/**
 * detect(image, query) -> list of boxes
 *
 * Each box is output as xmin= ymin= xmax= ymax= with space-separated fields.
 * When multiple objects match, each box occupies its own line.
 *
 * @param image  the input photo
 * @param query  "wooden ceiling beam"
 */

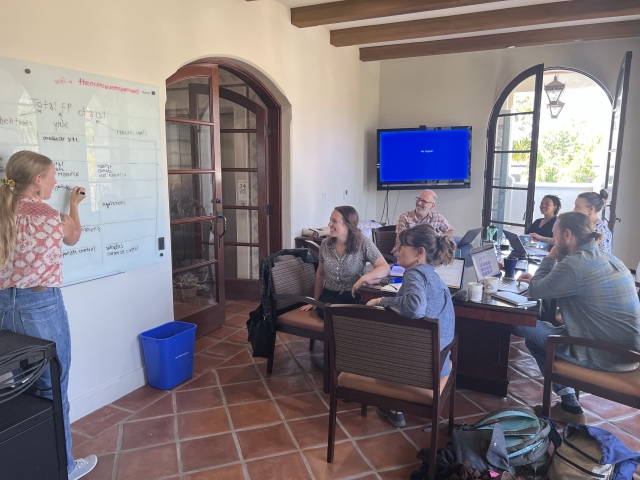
xmin=291 ymin=0 xmax=505 ymax=28
xmin=359 ymin=19 xmax=640 ymax=61
xmin=332 ymin=0 xmax=640 ymax=47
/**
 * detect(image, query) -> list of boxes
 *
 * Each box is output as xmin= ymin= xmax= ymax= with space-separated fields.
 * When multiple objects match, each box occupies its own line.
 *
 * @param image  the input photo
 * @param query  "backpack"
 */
xmin=452 ymin=407 xmax=551 ymax=473
xmin=246 ymin=248 xmax=317 ymax=358
xmin=547 ymin=425 xmax=615 ymax=480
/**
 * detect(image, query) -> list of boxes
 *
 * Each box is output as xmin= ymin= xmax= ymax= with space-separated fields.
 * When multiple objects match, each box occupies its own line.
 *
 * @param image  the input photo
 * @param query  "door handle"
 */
xmin=218 ymin=213 xmax=227 ymax=247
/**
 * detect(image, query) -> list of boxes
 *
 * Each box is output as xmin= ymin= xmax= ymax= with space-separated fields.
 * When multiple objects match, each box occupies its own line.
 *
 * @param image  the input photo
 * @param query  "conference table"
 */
xmin=358 ymin=264 xmax=541 ymax=398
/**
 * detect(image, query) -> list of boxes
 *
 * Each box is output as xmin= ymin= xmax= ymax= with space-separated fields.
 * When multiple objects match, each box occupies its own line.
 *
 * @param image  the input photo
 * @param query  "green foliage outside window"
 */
xmin=509 ymin=96 xmax=601 ymax=184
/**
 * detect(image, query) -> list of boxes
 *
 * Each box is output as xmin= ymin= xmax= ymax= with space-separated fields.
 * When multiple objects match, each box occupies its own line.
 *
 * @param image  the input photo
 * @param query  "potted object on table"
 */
xmin=173 ymin=272 xmax=209 ymax=303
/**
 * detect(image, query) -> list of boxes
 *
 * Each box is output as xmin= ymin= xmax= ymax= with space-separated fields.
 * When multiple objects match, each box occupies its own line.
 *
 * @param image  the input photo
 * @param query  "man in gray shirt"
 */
xmin=513 ymin=211 xmax=640 ymax=424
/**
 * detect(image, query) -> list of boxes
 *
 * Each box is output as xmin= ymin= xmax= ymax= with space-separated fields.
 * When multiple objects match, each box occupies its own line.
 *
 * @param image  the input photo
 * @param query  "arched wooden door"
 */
xmin=165 ymin=63 xmax=281 ymax=334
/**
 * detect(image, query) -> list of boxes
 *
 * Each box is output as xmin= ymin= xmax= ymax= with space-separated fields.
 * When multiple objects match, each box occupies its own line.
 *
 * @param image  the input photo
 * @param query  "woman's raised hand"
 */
xmin=70 ymin=186 xmax=86 ymax=206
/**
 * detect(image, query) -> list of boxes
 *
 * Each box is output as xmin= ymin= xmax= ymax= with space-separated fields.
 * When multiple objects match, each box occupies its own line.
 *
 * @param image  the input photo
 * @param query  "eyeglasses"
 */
xmin=415 ymin=197 xmax=435 ymax=206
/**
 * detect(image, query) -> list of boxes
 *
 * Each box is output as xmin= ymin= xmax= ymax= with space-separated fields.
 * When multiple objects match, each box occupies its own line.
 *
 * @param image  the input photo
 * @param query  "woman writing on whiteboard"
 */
xmin=0 ymin=151 xmax=97 ymax=480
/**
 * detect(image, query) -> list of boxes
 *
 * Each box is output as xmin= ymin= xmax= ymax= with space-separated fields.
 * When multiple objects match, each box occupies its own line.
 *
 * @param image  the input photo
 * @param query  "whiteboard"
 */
xmin=0 ymin=56 xmax=165 ymax=285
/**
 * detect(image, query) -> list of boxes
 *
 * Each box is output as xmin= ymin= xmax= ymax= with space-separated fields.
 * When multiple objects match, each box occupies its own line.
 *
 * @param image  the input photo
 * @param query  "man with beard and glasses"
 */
xmin=513 ymin=211 xmax=640 ymax=424
xmin=393 ymin=190 xmax=454 ymax=253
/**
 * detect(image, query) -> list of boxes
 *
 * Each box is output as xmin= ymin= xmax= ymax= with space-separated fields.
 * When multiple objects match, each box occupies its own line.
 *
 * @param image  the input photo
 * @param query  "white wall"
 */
xmin=0 ymin=0 xmax=379 ymax=420
xmin=376 ymin=38 xmax=640 ymax=267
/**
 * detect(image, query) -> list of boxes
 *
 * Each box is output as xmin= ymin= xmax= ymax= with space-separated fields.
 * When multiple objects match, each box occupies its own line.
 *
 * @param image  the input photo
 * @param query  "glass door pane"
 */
xmin=484 ymin=65 xmax=544 ymax=231
xmin=166 ymin=123 xmax=212 ymax=170
xmin=220 ymin=89 xmax=264 ymax=284
xmin=169 ymin=174 xmax=215 ymax=220
xmin=166 ymin=78 xmax=211 ymax=121
xmin=603 ymin=52 xmax=632 ymax=231
xmin=170 ymin=220 xmax=216 ymax=271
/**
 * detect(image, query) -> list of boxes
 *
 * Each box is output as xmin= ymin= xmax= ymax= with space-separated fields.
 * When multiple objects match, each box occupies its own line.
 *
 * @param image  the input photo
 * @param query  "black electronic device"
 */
xmin=377 ymin=126 xmax=472 ymax=190
xmin=0 ymin=330 xmax=68 ymax=479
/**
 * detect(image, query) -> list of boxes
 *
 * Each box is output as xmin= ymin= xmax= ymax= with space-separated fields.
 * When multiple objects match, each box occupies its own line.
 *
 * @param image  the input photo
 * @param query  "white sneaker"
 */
xmin=69 ymin=455 xmax=98 ymax=480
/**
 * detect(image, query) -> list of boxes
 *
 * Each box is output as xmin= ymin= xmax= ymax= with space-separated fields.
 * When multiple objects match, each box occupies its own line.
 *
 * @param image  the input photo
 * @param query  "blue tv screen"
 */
xmin=377 ymin=127 xmax=471 ymax=190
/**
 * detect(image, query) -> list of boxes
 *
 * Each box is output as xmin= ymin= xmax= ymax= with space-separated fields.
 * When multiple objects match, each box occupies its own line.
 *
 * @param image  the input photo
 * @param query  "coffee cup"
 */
xmin=503 ymin=257 xmax=518 ymax=278
xmin=483 ymin=276 xmax=499 ymax=294
xmin=468 ymin=282 xmax=483 ymax=302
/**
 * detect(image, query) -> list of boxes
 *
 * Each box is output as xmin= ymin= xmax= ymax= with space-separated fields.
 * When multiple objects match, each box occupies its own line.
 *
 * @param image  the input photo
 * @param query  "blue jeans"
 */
xmin=512 ymin=320 xmax=603 ymax=397
xmin=0 ymin=287 xmax=74 ymax=474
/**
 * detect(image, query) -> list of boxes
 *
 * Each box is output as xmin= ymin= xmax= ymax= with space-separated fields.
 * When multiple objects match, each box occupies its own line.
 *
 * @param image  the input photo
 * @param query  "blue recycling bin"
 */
xmin=140 ymin=321 xmax=197 ymax=390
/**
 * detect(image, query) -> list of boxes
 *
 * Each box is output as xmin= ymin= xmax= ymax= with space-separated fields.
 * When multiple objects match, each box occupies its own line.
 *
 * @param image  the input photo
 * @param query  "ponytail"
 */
xmin=0 ymin=151 xmax=53 ymax=267
xmin=0 ymin=181 xmax=19 ymax=268
xmin=398 ymin=224 xmax=456 ymax=267
xmin=578 ymin=189 xmax=609 ymax=214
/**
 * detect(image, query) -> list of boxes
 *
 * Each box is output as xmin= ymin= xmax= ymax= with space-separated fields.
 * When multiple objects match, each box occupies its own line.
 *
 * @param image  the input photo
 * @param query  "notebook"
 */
xmin=491 ymin=291 xmax=537 ymax=307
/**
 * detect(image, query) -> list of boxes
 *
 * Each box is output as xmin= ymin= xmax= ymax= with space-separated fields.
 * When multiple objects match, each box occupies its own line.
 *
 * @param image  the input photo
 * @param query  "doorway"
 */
xmin=165 ymin=62 xmax=282 ymax=335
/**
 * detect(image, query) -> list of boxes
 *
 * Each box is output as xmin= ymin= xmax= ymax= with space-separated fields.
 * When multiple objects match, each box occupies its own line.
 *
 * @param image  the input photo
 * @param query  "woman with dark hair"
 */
xmin=366 ymin=224 xmax=456 ymax=427
xmin=527 ymin=195 xmax=561 ymax=243
xmin=300 ymin=206 xmax=390 ymax=318
xmin=574 ymin=189 xmax=612 ymax=253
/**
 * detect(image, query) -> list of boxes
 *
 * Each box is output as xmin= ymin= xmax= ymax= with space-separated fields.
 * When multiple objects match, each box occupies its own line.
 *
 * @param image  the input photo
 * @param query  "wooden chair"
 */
xmin=371 ymin=225 xmax=397 ymax=263
xmin=542 ymin=335 xmax=640 ymax=419
xmin=324 ymin=304 xmax=458 ymax=479
xmin=267 ymin=255 xmax=329 ymax=393
xmin=631 ymin=268 xmax=640 ymax=299
xmin=304 ymin=240 xmax=321 ymax=261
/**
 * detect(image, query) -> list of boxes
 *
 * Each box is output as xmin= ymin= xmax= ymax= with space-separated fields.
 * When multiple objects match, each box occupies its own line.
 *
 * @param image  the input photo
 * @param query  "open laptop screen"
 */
xmin=434 ymin=258 xmax=465 ymax=290
xmin=470 ymin=243 xmax=500 ymax=281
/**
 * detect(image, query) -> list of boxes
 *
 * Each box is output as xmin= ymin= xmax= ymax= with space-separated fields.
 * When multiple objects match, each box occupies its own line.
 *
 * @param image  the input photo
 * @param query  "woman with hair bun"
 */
xmin=0 ymin=151 xmax=97 ymax=479
xmin=366 ymin=224 xmax=456 ymax=428
xmin=573 ymin=189 xmax=612 ymax=253
xmin=527 ymin=195 xmax=561 ymax=243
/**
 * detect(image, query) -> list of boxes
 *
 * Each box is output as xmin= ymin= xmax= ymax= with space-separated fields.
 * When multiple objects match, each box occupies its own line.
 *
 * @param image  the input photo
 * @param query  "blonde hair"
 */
xmin=0 ymin=151 xmax=53 ymax=267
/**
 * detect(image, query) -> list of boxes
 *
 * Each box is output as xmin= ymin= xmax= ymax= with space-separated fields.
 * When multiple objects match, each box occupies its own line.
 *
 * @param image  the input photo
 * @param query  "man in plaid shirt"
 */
xmin=513 ymin=211 xmax=640 ymax=425
xmin=393 ymin=189 xmax=454 ymax=252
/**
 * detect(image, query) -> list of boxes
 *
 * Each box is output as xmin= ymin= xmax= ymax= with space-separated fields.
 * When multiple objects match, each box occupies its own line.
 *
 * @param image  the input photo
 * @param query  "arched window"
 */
xmin=483 ymin=53 xmax=632 ymax=242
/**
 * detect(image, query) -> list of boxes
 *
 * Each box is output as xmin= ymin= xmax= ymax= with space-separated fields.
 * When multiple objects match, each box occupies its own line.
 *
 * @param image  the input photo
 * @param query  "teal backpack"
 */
xmin=453 ymin=407 xmax=551 ymax=473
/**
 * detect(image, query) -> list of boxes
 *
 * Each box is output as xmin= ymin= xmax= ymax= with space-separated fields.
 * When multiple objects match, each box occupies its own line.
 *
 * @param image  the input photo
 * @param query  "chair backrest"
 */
xmin=305 ymin=240 xmax=321 ymax=261
xmin=372 ymin=225 xmax=397 ymax=258
xmin=325 ymin=304 xmax=440 ymax=390
xmin=270 ymin=256 xmax=316 ymax=311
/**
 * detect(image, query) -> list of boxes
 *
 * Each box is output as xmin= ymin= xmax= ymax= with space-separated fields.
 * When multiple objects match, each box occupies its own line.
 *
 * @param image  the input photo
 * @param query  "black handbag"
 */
xmin=246 ymin=303 xmax=275 ymax=358
xmin=246 ymin=248 xmax=317 ymax=358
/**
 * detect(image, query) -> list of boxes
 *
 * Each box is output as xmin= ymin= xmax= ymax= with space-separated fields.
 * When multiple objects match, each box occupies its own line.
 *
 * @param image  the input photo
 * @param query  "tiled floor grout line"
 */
xmin=214 ymin=367 xmax=252 ymax=480
xmin=172 ymin=391 xmax=184 ymax=478
xmin=111 ymin=423 xmax=123 ymax=480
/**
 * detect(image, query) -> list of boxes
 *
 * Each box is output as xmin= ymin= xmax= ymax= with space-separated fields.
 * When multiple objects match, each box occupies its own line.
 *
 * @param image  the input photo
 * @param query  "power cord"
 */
xmin=0 ymin=345 xmax=50 ymax=404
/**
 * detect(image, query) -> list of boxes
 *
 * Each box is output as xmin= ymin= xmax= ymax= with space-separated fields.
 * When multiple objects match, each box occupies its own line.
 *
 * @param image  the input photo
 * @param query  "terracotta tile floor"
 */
xmin=72 ymin=300 xmax=640 ymax=479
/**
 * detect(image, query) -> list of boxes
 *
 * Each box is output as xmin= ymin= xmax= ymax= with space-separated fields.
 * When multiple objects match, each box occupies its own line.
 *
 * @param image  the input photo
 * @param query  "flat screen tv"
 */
xmin=377 ymin=127 xmax=471 ymax=190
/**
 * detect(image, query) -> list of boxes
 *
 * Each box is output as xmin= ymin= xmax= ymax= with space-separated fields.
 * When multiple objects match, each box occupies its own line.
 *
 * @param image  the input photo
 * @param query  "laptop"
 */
xmin=435 ymin=258 xmax=465 ymax=294
xmin=455 ymin=227 xmax=483 ymax=247
xmin=469 ymin=244 xmax=529 ymax=294
xmin=382 ymin=259 xmax=465 ymax=295
xmin=504 ymin=230 xmax=549 ymax=258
